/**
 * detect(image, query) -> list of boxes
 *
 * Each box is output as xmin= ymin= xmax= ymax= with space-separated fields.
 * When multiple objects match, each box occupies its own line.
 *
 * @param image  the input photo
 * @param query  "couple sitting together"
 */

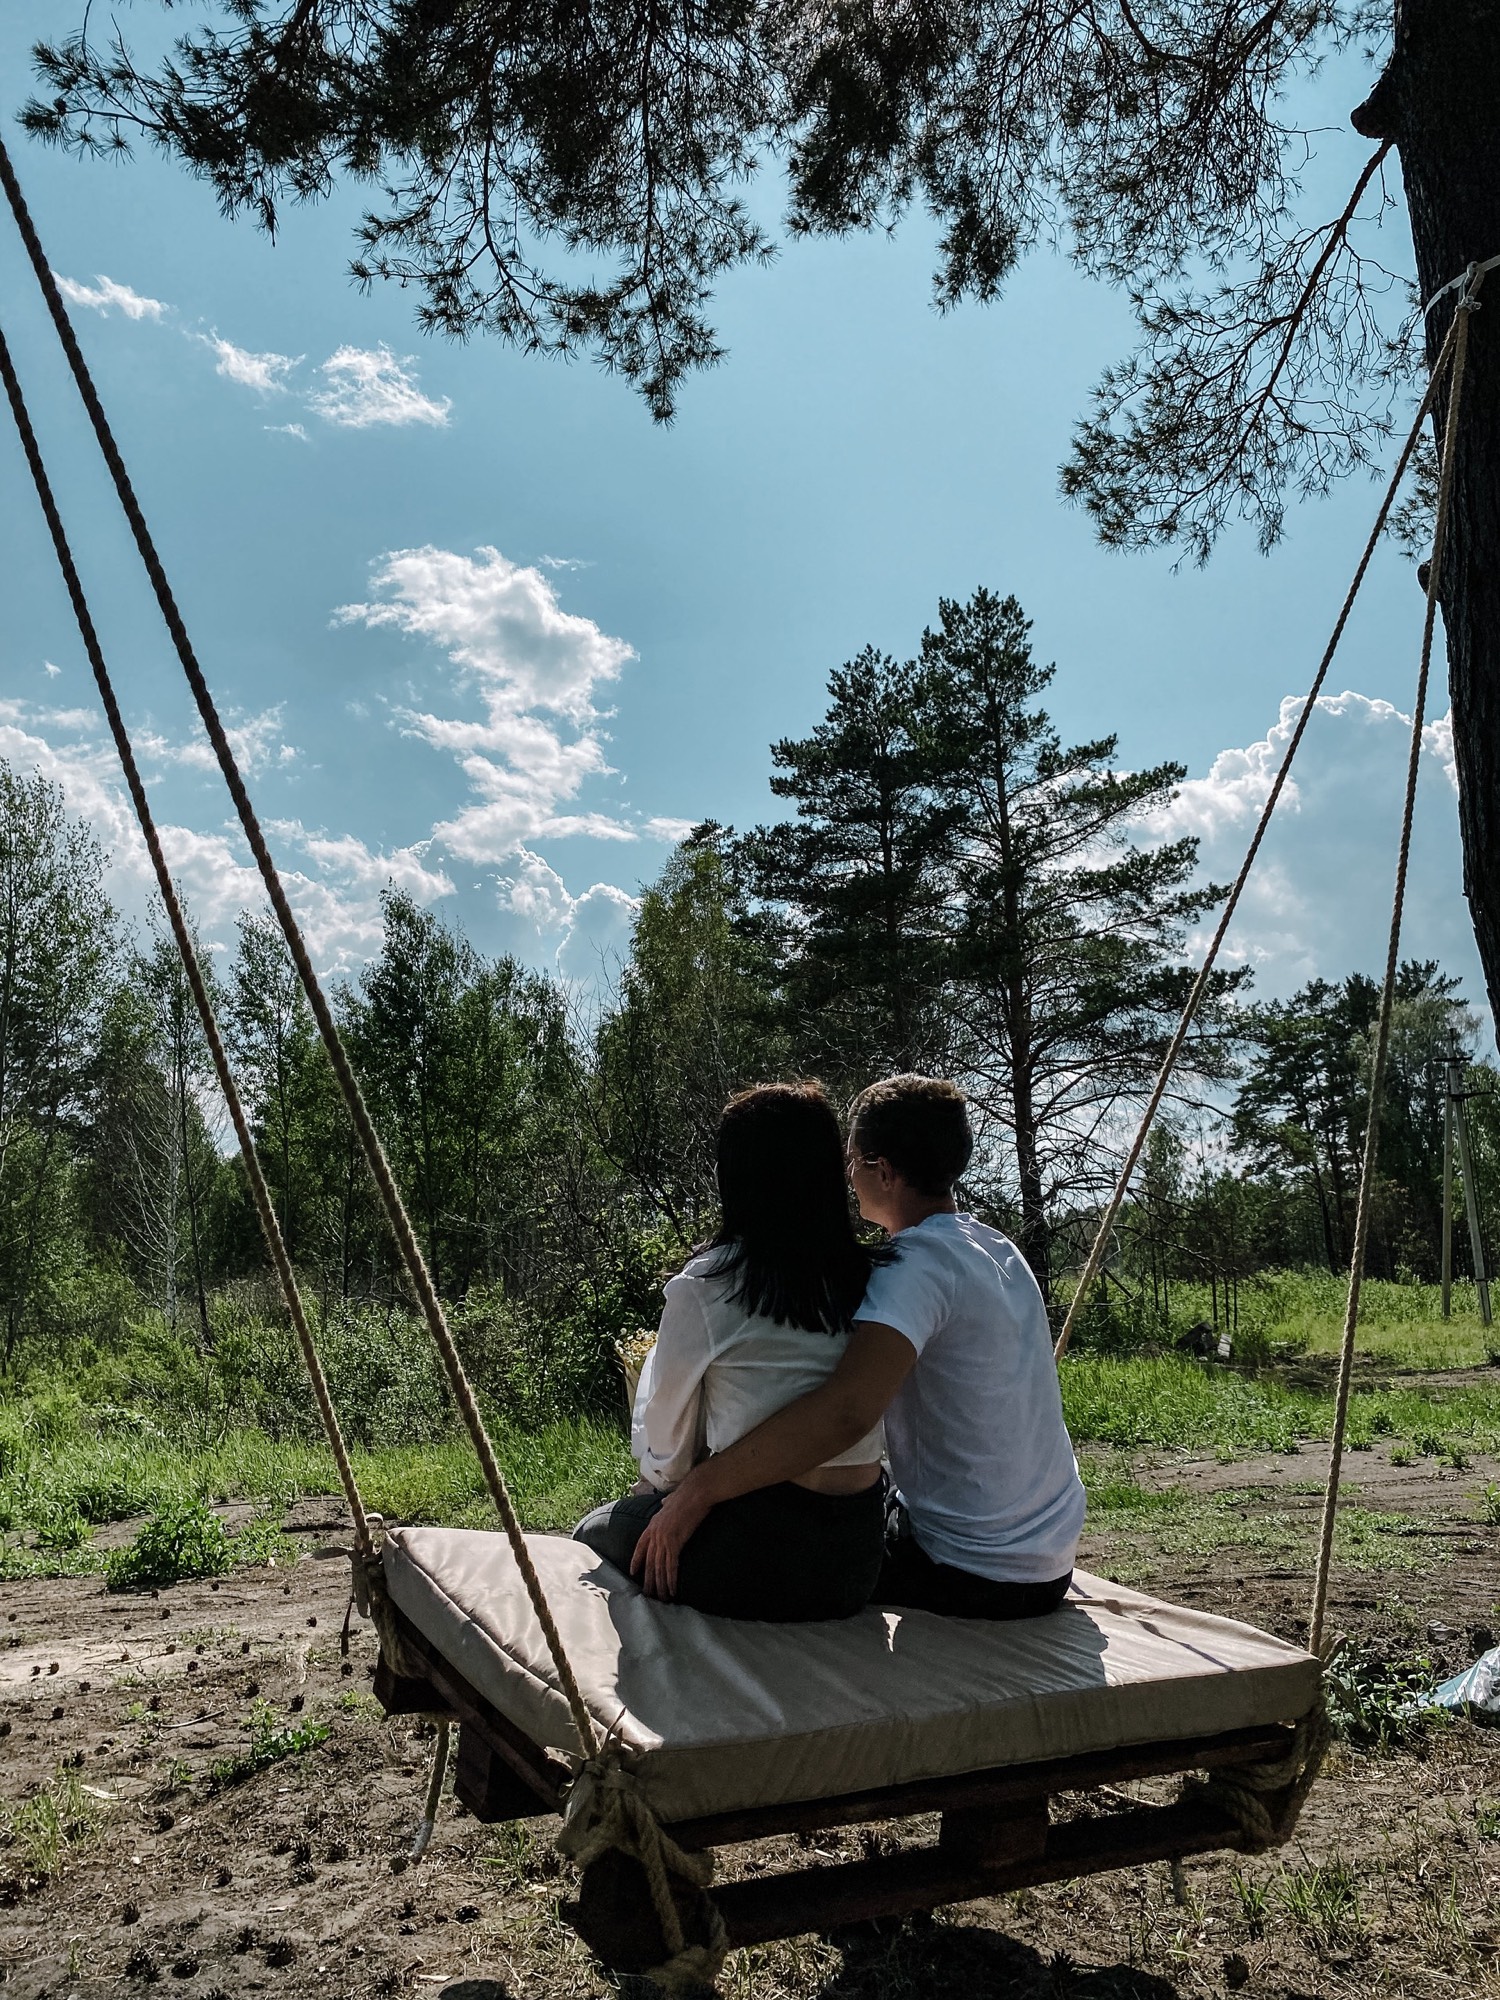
xmin=575 ymin=1074 xmax=1086 ymax=1624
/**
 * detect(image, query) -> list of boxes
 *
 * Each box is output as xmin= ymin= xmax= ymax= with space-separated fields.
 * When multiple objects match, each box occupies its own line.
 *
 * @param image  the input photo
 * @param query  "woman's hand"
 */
xmin=630 ymin=1474 xmax=713 ymax=1600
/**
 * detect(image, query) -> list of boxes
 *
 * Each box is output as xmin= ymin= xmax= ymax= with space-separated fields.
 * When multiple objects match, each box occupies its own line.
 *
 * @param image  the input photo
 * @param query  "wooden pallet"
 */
xmin=375 ymin=1602 xmax=1292 ymax=1974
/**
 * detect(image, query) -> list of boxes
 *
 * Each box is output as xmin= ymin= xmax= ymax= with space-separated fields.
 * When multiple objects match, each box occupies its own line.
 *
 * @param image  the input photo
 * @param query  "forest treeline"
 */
xmin=3 ymin=589 xmax=1496 ymax=1395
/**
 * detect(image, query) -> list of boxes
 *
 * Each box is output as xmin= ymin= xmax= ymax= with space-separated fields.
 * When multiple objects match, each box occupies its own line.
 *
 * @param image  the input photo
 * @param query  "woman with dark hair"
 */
xmin=572 ymin=1082 xmax=892 ymax=1621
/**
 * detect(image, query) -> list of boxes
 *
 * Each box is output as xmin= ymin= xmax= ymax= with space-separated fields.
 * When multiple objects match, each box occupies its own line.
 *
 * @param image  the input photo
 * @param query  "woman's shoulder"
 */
xmin=667 ymin=1246 xmax=736 ymax=1290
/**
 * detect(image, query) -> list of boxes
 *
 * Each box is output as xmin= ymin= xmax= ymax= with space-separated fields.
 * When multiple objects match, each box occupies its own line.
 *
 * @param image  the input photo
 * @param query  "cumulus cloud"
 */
xmin=1149 ymin=690 xmax=1485 ymax=1011
xmin=336 ymin=546 xmax=637 ymax=862
xmin=643 ymin=815 xmax=698 ymax=844
xmin=54 ymin=272 xmax=167 ymax=320
xmin=309 ymin=345 xmax=451 ymax=429
xmin=204 ymin=335 xmax=301 ymax=394
xmin=499 ymin=850 xmax=638 ymax=984
xmin=0 ymin=696 xmax=450 ymax=978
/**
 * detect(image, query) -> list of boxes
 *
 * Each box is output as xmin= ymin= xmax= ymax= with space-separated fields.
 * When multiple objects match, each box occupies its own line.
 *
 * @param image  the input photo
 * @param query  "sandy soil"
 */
xmin=3 ymin=1464 xmax=1500 ymax=2000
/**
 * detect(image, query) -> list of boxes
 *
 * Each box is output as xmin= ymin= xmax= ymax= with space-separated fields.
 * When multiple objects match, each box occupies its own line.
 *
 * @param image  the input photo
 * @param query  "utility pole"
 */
xmin=1441 ymin=1034 xmax=1492 ymax=1327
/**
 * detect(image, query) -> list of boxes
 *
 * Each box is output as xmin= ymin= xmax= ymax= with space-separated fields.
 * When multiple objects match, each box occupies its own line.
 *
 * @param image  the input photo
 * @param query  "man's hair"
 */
xmin=849 ymin=1075 xmax=973 ymax=1198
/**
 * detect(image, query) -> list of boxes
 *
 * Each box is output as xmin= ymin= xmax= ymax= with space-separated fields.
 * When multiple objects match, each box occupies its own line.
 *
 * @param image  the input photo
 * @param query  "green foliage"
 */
xmin=208 ymin=1700 xmax=330 ymax=1789
xmin=1060 ymin=1351 xmax=1500 ymax=1457
xmin=1275 ymin=1856 xmax=1363 ymax=1939
xmin=0 ymin=1375 xmax=635 ymax=1574
xmin=105 ymin=1498 xmax=237 ymax=1590
xmin=1324 ymin=1644 xmax=1447 ymax=1750
xmin=3 ymin=1766 xmax=107 ymax=1883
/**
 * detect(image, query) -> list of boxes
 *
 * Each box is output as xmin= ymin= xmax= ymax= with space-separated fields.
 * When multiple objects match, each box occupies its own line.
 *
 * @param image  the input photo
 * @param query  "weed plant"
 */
xmin=208 ymin=1700 xmax=330 ymax=1788
xmin=104 ymin=1499 xmax=290 ymax=1590
xmin=1324 ymin=1643 xmax=1447 ymax=1749
xmin=2 ymin=1767 xmax=106 ymax=1885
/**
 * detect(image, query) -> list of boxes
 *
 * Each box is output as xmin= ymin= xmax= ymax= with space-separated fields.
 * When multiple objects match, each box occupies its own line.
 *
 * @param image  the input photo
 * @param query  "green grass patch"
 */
xmin=2 ymin=1767 xmax=109 ymax=1885
xmin=208 ymin=1700 xmax=330 ymax=1789
xmin=1084 ymin=1482 xmax=1451 ymax=1580
xmin=1059 ymin=1353 xmax=1500 ymax=1457
xmin=1324 ymin=1644 xmax=1448 ymax=1750
xmin=0 ymin=1394 xmax=636 ymax=1572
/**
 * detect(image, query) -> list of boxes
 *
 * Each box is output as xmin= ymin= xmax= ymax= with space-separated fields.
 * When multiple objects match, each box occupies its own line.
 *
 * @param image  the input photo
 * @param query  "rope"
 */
xmin=1179 ymin=1673 xmax=1334 ymax=1853
xmin=410 ymin=1719 xmax=452 ymax=1861
xmin=558 ymin=1758 xmax=730 ymax=1995
xmin=0 ymin=130 xmax=602 ymax=1769
xmin=1052 ymin=304 xmax=1463 ymax=1360
xmin=1307 ymin=264 xmax=1484 ymax=1653
xmin=0 ymin=312 xmax=373 ymax=1565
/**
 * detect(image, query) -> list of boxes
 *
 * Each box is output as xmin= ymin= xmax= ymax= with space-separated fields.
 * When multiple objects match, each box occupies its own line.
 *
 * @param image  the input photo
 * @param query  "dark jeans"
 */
xmin=874 ymin=1495 xmax=1072 ymax=1620
xmin=573 ymin=1479 xmax=885 ymax=1622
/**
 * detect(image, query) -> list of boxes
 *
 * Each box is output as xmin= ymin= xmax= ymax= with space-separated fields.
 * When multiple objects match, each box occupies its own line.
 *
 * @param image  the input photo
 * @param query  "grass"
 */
xmin=0 ymin=1402 xmax=636 ymax=1576
xmin=1079 ymin=1473 xmax=1454 ymax=1579
xmin=1060 ymin=1352 xmax=1500 ymax=1455
xmin=207 ymin=1700 xmax=330 ymax=1789
xmin=2 ymin=1267 xmax=1495 ymax=1578
xmin=2 ymin=1767 xmax=109 ymax=1885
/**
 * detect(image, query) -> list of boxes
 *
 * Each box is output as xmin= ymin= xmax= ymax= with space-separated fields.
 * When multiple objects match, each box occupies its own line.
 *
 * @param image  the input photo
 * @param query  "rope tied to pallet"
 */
xmin=1179 ymin=1685 xmax=1334 ymax=1853
xmin=558 ymin=1755 xmax=730 ymax=1995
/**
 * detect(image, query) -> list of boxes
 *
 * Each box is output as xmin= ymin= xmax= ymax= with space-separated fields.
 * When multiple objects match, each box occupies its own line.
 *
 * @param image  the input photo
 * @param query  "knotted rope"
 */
xmin=1179 ymin=1678 xmax=1334 ymax=1853
xmin=559 ymin=1757 xmax=730 ymax=1995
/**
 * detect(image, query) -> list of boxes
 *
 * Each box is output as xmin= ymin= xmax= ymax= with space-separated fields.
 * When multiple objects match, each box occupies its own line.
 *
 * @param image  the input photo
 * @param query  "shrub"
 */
xmin=105 ymin=1499 xmax=235 ymax=1590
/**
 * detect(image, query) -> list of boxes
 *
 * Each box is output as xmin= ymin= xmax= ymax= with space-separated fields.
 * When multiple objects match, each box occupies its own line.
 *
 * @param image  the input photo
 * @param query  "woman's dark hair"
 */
xmin=708 ymin=1082 xmax=889 ymax=1334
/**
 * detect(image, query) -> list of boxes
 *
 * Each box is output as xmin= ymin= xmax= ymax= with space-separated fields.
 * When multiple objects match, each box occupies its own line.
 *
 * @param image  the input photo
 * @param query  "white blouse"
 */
xmin=631 ymin=1250 xmax=886 ymax=1493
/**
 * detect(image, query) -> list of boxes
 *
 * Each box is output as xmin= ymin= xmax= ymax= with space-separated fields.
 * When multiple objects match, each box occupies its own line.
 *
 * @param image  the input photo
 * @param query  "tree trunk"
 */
xmin=1354 ymin=0 xmax=1500 ymax=1020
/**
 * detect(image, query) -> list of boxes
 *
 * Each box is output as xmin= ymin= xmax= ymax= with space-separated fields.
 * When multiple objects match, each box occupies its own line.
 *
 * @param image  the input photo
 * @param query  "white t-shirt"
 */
xmin=632 ymin=1250 xmax=886 ymax=1493
xmin=858 ymin=1212 xmax=1085 ymax=1583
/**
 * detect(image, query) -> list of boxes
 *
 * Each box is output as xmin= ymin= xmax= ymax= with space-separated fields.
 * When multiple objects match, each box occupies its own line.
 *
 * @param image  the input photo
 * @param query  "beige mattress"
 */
xmin=383 ymin=1528 xmax=1320 ymax=1824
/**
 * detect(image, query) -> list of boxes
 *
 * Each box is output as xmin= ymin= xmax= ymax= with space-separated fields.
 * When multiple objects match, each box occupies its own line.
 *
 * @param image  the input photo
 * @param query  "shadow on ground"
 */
xmin=816 ymin=1917 xmax=1186 ymax=2000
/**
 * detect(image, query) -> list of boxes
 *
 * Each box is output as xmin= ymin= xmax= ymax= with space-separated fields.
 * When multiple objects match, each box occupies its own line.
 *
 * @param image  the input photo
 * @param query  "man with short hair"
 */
xmin=632 ymin=1073 xmax=1086 ymax=1618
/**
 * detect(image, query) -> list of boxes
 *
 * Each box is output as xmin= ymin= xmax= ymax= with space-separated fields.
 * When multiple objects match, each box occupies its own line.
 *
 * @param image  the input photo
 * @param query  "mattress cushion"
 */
xmin=382 ymin=1528 xmax=1320 ymax=1824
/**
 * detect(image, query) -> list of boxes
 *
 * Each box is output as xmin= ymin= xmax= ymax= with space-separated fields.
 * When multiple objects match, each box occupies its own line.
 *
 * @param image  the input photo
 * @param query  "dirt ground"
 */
xmin=4 ymin=1450 xmax=1500 ymax=2000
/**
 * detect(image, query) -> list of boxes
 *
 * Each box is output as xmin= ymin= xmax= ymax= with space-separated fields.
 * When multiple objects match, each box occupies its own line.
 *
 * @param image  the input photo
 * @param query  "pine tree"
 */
xmin=919 ymin=589 xmax=1238 ymax=1294
xmin=741 ymin=648 xmax=958 ymax=1083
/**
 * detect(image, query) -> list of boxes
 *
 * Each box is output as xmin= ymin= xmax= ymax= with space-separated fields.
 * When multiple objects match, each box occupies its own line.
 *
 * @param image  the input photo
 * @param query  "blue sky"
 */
xmin=0 ymin=5 xmax=1487 ymax=1035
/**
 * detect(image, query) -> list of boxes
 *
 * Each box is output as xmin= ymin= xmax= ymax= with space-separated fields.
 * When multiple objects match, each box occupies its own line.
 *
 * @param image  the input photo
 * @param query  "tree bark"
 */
xmin=1354 ymin=0 xmax=1500 ymax=1022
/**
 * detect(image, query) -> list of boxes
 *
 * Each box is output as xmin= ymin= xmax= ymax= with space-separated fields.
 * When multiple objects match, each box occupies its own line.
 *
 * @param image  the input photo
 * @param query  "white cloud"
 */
xmin=54 ymin=272 xmax=167 ymax=320
xmin=44 ymin=661 xmax=62 ymax=679
xmin=499 ymin=850 xmax=638 ymax=984
xmin=1150 ymin=690 xmax=1486 ymax=1014
xmin=0 ymin=698 xmax=452 ymax=978
xmin=276 ymin=825 xmax=455 ymax=904
xmin=309 ymin=345 xmax=451 ymax=429
xmin=336 ymin=546 xmax=637 ymax=863
xmin=204 ymin=335 xmax=300 ymax=394
xmin=644 ymin=815 xmax=698 ymax=845
xmin=137 ymin=707 xmax=297 ymax=778
xmin=266 ymin=423 xmax=310 ymax=442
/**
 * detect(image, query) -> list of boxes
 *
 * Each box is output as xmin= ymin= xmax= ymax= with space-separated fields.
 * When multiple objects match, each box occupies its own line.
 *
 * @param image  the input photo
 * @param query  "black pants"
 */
xmin=573 ymin=1480 xmax=885 ymax=1622
xmin=874 ymin=1495 xmax=1072 ymax=1620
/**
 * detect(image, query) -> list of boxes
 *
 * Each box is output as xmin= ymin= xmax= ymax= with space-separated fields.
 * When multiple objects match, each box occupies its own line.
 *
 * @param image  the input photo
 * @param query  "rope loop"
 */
xmin=558 ymin=1756 xmax=729 ymax=1994
xmin=1179 ymin=1679 xmax=1333 ymax=1854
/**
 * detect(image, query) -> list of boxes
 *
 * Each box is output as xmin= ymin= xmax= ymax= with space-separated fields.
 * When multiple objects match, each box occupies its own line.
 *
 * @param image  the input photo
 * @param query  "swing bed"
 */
xmin=0 ymin=129 xmax=1488 ymax=1991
